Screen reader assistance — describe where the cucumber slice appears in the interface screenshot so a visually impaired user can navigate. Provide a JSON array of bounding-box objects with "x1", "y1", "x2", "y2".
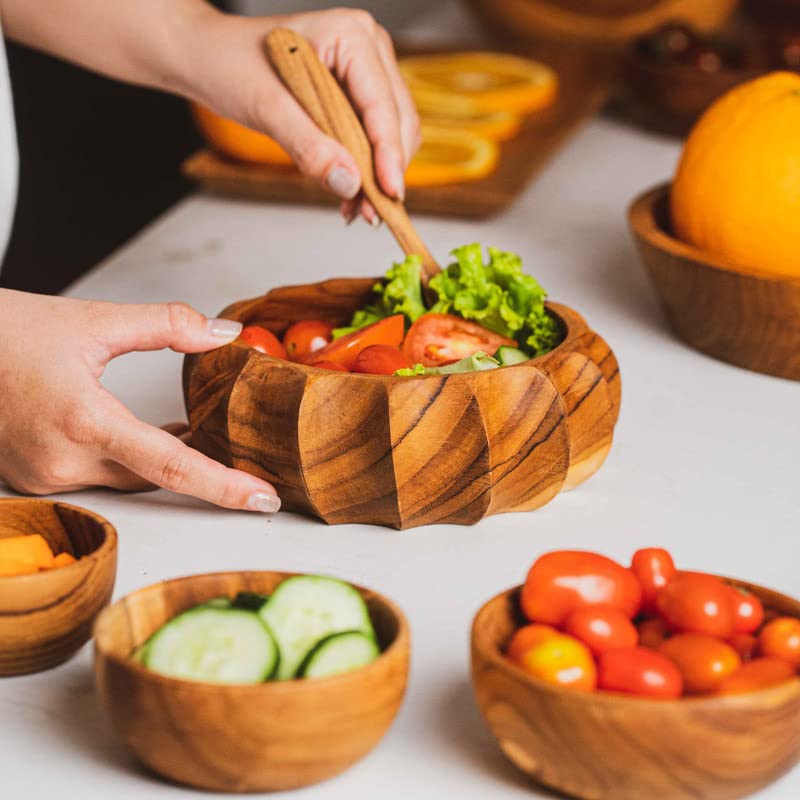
[
  {"x1": 144, "y1": 607, "x2": 279, "y2": 684},
  {"x1": 202, "y1": 596, "x2": 233, "y2": 609},
  {"x1": 232, "y1": 591, "x2": 269, "y2": 612},
  {"x1": 496, "y1": 345, "x2": 529, "y2": 366},
  {"x1": 260, "y1": 575, "x2": 375, "y2": 680},
  {"x1": 301, "y1": 631, "x2": 380, "y2": 679}
]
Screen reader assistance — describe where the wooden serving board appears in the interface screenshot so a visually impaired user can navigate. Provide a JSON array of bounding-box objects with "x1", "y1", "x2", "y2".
[{"x1": 182, "y1": 43, "x2": 613, "y2": 220}]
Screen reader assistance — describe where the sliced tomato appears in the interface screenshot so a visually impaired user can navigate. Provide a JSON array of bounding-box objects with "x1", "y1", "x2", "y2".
[
  {"x1": 283, "y1": 320, "x2": 334, "y2": 361},
  {"x1": 240, "y1": 325, "x2": 287, "y2": 359},
  {"x1": 313, "y1": 360, "x2": 348, "y2": 372},
  {"x1": 305, "y1": 315, "x2": 404, "y2": 370},
  {"x1": 402, "y1": 313, "x2": 516, "y2": 367},
  {"x1": 352, "y1": 345, "x2": 410, "y2": 375}
]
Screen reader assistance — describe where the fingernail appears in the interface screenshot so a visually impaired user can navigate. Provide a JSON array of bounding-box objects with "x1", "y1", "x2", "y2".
[
  {"x1": 327, "y1": 166, "x2": 360, "y2": 199},
  {"x1": 390, "y1": 165, "x2": 405, "y2": 202},
  {"x1": 369, "y1": 215, "x2": 382, "y2": 229},
  {"x1": 246, "y1": 491, "x2": 281, "y2": 513},
  {"x1": 208, "y1": 318, "x2": 242, "y2": 339}
]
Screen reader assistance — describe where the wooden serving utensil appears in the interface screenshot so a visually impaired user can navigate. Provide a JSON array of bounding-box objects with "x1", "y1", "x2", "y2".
[{"x1": 264, "y1": 28, "x2": 441, "y2": 282}]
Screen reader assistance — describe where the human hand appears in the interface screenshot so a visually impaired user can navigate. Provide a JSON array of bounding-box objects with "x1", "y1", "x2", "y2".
[
  {"x1": 0, "y1": 290, "x2": 280, "y2": 513},
  {"x1": 183, "y1": 6, "x2": 420, "y2": 224}
]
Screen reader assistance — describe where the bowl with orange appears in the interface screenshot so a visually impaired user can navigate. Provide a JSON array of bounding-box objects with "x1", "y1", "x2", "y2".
[
  {"x1": 629, "y1": 71, "x2": 800, "y2": 380},
  {"x1": 0, "y1": 498, "x2": 117, "y2": 676},
  {"x1": 471, "y1": 547, "x2": 800, "y2": 800}
]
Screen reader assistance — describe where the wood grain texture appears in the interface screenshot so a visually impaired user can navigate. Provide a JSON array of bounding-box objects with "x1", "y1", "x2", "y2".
[
  {"x1": 182, "y1": 41, "x2": 613, "y2": 221},
  {"x1": 471, "y1": 579, "x2": 800, "y2": 800},
  {"x1": 264, "y1": 29, "x2": 439, "y2": 279},
  {"x1": 467, "y1": 0, "x2": 736, "y2": 48},
  {"x1": 183, "y1": 280, "x2": 621, "y2": 530},
  {"x1": 629, "y1": 183, "x2": 800, "y2": 381},
  {"x1": 94, "y1": 571, "x2": 409, "y2": 793},
  {"x1": 0, "y1": 499, "x2": 117, "y2": 676}
]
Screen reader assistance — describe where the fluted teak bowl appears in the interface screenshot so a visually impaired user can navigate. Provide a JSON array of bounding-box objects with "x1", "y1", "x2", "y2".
[{"x1": 183, "y1": 278, "x2": 620, "y2": 529}]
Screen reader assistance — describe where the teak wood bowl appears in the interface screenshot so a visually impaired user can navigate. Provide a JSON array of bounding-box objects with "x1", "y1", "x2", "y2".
[
  {"x1": 471, "y1": 579, "x2": 800, "y2": 800},
  {"x1": 0, "y1": 498, "x2": 117, "y2": 676},
  {"x1": 183, "y1": 279, "x2": 621, "y2": 530},
  {"x1": 466, "y1": 0, "x2": 736, "y2": 49},
  {"x1": 629, "y1": 183, "x2": 800, "y2": 381},
  {"x1": 94, "y1": 570, "x2": 410, "y2": 793}
]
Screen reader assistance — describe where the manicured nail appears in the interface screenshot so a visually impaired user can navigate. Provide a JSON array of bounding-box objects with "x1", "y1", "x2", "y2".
[
  {"x1": 246, "y1": 491, "x2": 281, "y2": 513},
  {"x1": 369, "y1": 215, "x2": 382, "y2": 229},
  {"x1": 327, "y1": 166, "x2": 360, "y2": 199},
  {"x1": 389, "y1": 162, "x2": 405, "y2": 202},
  {"x1": 208, "y1": 318, "x2": 242, "y2": 339}
]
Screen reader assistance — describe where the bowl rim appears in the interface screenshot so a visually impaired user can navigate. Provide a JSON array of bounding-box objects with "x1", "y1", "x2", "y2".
[
  {"x1": 472, "y1": 577, "x2": 800, "y2": 708},
  {"x1": 0, "y1": 497, "x2": 117, "y2": 585},
  {"x1": 628, "y1": 181, "x2": 800, "y2": 286},
  {"x1": 94, "y1": 569, "x2": 410, "y2": 694}
]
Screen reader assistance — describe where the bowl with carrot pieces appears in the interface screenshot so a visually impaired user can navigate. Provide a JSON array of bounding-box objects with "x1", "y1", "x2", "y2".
[
  {"x1": 94, "y1": 570, "x2": 409, "y2": 792},
  {"x1": 0, "y1": 498, "x2": 117, "y2": 676},
  {"x1": 471, "y1": 548, "x2": 800, "y2": 800},
  {"x1": 183, "y1": 244, "x2": 620, "y2": 529}
]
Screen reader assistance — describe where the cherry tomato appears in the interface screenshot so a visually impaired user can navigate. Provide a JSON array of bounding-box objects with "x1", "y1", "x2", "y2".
[
  {"x1": 630, "y1": 548, "x2": 676, "y2": 614},
  {"x1": 306, "y1": 315, "x2": 404, "y2": 370},
  {"x1": 728, "y1": 633, "x2": 758, "y2": 662},
  {"x1": 758, "y1": 617, "x2": 800, "y2": 668},
  {"x1": 717, "y1": 658, "x2": 796, "y2": 696},
  {"x1": 283, "y1": 320, "x2": 333, "y2": 361},
  {"x1": 351, "y1": 344, "x2": 410, "y2": 375},
  {"x1": 313, "y1": 360, "x2": 348, "y2": 372},
  {"x1": 728, "y1": 586, "x2": 765, "y2": 635},
  {"x1": 659, "y1": 633, "x2": 741, "y2": 694},
  {"x1": 402, "y1": 313, "x2": 516, "y2": 367},
  {"x1": 564, "y1": 605, "x2": 638, "y2": 656},
  {"x1": 638, "y1": 617, "x2": 670, "y2": 650},
  {"x1": 239, "y1": 325, "x2": 287, "y2": 359},
  {"x1": 597, "y1": 647, "x2": 683, "y2": 699},
  {"x1": 656, "y1": 572, "x2": 735, "y2": 639},
  {"x1": 517, "y1": 633, "x2": 597, "y2": 692},
  {"x1": 506, "y1": 624, "x2": 558, "y2": 664},
  {"x1": 520, "y1": 551, "x2": 642, "y2": 626}
]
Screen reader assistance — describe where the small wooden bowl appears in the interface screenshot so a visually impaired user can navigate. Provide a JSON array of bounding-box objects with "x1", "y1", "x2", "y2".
[
  {"x1": 94, "y1": 571, "x2": 410, "y2": 793},
  {"x1": 0, "y1": 498, "x2": 117, "y2": 676},
  {"x1": 183, "y1": 279, "x2": 621, "y2": 530},
  {"x1": 471, "y1": 579, "x2": 800, "y2": 800},
  {"x1": 629, "y1": 183, "x2": 800, "y2": 381},
  {"x1": 466, "y1": 0, "x2": 736, "y2": 49}
]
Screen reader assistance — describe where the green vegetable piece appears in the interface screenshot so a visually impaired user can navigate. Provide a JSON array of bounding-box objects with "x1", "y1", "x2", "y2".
[
  {"x1": 232, "y1": 591, "x2": 269, "y2": 612},
  {"x1": 395, "y1": 352, "x2": 499, "y2": 376},
  {"x1": 300, "y1": 631, "x2": 380, "y2": 679},
  {"x1": 394, "y1": 363, "x2": 427, "y2": 377},
  {"x1": 496, "y1": 345, "x2": 529, "y2": 366}
]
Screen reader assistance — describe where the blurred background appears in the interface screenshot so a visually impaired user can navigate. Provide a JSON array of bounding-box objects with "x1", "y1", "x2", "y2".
[{"x1": 1, "y1": 0, "x2": 795, "y2": 294}]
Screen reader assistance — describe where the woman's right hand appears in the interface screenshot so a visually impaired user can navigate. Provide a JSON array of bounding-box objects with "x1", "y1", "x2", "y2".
[{"x1": 0, "y1": 289, "x2": 281, "y2": 513}]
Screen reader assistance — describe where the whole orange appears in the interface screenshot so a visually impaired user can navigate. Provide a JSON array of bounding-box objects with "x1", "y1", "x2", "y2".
[{"x1": 671, "y1": 71, "x2": 800, "y2": 277}]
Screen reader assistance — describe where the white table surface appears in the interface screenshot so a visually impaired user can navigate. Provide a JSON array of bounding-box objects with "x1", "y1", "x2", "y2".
[{"x1": 3, "y1": 93, "x2": 800, "y2": 800}]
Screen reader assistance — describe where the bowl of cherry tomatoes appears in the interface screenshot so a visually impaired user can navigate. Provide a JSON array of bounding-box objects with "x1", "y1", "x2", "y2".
[{"x1": 471, "y1": 548, "x2": 800, "y2": 800}]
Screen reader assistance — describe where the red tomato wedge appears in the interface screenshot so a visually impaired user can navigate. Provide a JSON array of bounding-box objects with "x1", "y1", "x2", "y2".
[
  {"x1": 240, "y1": 326, "x2": 287, "y2": 359},
  {"x1": 352, "y1": 345, "x2": 410, "y2": 375},
  {"x1": 402, "y1": 313, "x2": 516, "y2": 367},
  {"x1": 305, "y1": 315, "x2": 404, "y2": 370}
]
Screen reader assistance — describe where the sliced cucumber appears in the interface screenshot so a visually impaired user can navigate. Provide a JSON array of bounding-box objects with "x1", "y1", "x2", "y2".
[
  {"x1": 144, "y1": 607, "x2": 279, "y2": 684},
  {"x1": 232, "y1": 591, "x2": 269, "y2": 612},
  {"x1": 496, "y1": 345, "x2": 529, "y2": 366},
  {"x1": 260, "y1": 575, "x2": 375, "y2": 680},
  {"x1": 301, "y1": 631, "x2": 380, "y2": 679},
  {"x1": 202, "y1": 596, "x2": 233, "y2": 609}
]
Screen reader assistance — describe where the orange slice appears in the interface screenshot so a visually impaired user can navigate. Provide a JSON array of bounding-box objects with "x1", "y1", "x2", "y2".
[
  {"x1": 418, "y1": 108, "x2": 521, "y2": 142},
  {"x1": 192, "y1": 104, "x2": 293, "y2": 166},
  {"x1": 405, "y1": 126, "x2": 498, "y2": 187},
  {"x1": 400, "y1": 52, "x2": 558, "y2": 115}
]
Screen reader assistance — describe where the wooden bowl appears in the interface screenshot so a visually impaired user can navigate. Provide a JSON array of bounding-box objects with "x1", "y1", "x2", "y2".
[
  {"x1": 465, "y1": 0, "x2": 736, "y2": 50},
  {"x1": 0, "y1": 498, "x2": 117, "y2": 676},
  {"x1": 94, "y1": 570, "x2": 409, "y2": 792},
  {"x1": 629, "y1": 183, "x2": 800, "y2": 381},
  {"x1": 183, "y1": 279, "x2": 621, "y2": 530},
  {"x1": 471, "y1": 579, "x2": 800, "y2": 800}
]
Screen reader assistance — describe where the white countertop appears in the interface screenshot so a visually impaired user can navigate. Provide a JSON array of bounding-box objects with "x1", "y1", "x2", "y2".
[{"x1": 3, "y1": 110, "x2": 800, "y2": 798}]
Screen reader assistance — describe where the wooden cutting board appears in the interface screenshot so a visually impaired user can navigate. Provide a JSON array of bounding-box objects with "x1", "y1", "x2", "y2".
[{"x1": 182, "y1": 43, "x2": 614, "y2": 220}]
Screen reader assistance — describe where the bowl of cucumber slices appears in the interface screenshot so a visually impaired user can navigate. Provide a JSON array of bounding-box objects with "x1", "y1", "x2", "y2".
[{"x1": 93, "y1": 571, "x2": 409, "y2": 792}]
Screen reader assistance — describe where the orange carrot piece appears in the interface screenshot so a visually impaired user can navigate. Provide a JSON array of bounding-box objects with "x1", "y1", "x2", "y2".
[
  {"x1": 50, "y1": 552, "x2": 77, "y2": 569},
  {"x1": 0, "y1": 534, "x2": 55, "y2": 567},
  {"x1": 0, "y1": 558, "x2": 40, "y2": 577}
]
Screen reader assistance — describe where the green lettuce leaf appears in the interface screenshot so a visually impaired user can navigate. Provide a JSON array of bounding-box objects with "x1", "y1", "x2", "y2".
[
  {"x1": 394, "y1": 363, "x2": 427, "y2": 377},
  {"x1": 394, "y1": 353, "x2": 499, "y2": 377}
]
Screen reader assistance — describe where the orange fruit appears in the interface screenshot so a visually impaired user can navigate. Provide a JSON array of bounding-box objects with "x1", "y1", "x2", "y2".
[
  {"x1": 192, "y1": 104, "x2": 292, "y2": 166},
  {"x1": 400, "y1": 52, "x2": 558, "y2": 116},
  {"x1": 671, "y1": 72, "x2": 800, "y2": 277},
  {"x1": 405, "y1": 126, "x2": 498, "y2": 187},
  {"x1": 418, "y1": 109, "x2": 521, "y2": 142}
]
